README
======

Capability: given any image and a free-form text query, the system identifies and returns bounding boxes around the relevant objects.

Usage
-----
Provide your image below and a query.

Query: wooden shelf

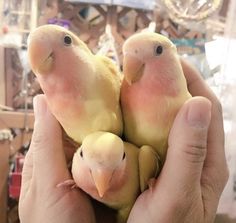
[0,110,34,223]
[0,111,34,129]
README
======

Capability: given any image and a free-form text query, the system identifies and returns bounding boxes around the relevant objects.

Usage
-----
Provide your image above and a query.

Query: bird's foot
[56,179,77,189]
[147,178,156,193]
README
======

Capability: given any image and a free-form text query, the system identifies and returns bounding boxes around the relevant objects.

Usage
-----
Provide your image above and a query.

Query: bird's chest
[123,73,181,122]
[126,86,168,118]
[48,93,84,119]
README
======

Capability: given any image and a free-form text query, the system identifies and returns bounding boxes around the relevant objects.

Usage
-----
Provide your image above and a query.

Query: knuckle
[182,129,208,163]
[183,142,207,163]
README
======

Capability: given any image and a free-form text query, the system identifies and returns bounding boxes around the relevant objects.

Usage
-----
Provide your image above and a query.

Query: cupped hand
[19,95,95,223]
[19,60,229,223]
[127,59,229,223]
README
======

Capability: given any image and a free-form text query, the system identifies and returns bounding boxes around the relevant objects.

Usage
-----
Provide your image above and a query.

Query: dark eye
[155,45,163,55]
[122,152,126,160]
[80,149,83,158]
[64,35,72,46]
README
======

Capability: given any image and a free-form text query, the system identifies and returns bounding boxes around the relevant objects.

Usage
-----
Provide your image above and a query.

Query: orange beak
[123,54,144,85]
[91,169,113,198]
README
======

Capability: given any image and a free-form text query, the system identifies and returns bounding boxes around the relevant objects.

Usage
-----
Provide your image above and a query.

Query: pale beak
[91,168,113,198]
[37,52,54,74]
[27,32,54,75]
[123,54,144,85]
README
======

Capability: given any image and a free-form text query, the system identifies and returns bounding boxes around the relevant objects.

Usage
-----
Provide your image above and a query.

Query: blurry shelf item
[96,24,121,68]
[0,141,9,223]
[65,0,156,10]
[9,154,25,199]
[0,105,13,111]
[0,0,38,47]
[0,111,34,130]
[0,110,34,223]
[48,18,71,29]
[65,0,112,4]
[32,1,217,68]
[162,0,223,21]
[8,28,31,33]
[4,48,41,109]
[58,1,156,62]
[161,0,227,34]
[9,11,31,15]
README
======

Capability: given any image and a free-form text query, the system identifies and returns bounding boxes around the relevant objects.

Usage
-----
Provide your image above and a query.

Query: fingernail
[187,97,212,128]
[33,95,47,119]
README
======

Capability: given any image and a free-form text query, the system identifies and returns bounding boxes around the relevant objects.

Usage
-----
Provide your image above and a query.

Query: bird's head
[122,32,177,85]
[27,24,92,76]
[75,131,126,197]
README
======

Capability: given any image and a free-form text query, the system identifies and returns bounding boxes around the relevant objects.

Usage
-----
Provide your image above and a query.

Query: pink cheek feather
[141,57,180,96]
[108,168,126,192]
[74,164,98,195]
[121,57,180,124]
[37,51,86,114]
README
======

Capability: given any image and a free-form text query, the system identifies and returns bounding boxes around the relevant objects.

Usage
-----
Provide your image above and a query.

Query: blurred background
[0,0,235,222]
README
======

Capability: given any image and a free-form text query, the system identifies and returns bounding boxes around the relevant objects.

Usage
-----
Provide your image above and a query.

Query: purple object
[48,18,71,29]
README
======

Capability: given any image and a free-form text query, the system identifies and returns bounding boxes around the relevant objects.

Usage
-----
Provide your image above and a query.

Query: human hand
[127,59,229,223]
[19,60,229,223]
[19,95,95,223]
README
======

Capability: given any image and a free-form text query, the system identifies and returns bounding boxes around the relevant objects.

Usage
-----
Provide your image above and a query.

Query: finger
[30,95,70,187]
[158,97,211,191]
[181,59,227,176]
[20,148,33,200]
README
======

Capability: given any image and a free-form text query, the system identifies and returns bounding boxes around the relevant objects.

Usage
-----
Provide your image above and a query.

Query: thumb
[161,96,211,189]
[30,95,69,187]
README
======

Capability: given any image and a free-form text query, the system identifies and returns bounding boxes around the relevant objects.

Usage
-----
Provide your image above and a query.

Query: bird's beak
[27,33,54,75]
[123,54,144,85]
[37,52,54,74]
[91,169,113,198]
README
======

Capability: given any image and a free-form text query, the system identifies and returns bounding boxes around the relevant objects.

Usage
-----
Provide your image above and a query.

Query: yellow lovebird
[121,32,191,163]
[70,131,159,223]
[28,25,123,144]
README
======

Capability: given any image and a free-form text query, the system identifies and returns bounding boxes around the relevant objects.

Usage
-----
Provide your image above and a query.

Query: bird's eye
[64,35,72,46]
[80,149,83,158]
[122,152,126,160]
[155,45,163,56]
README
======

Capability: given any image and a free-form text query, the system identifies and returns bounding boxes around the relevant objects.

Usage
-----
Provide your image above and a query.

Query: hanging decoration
[96,24,121,69]
[162,0,223,28]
